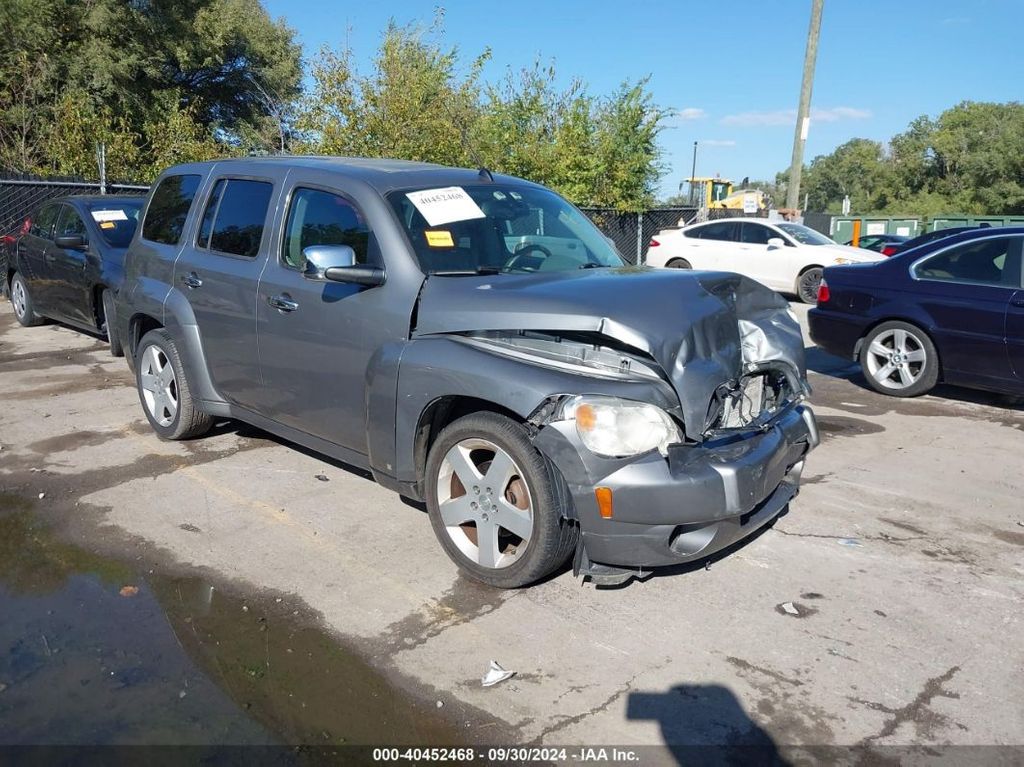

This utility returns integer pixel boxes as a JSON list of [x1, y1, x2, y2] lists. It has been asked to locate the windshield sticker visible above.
[[406, 187, 485, 227], [91, 209, 129, 222], [425, 230, 455, 248], [99, 221, 117, 229]]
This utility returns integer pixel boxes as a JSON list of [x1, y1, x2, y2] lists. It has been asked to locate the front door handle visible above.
[[267, 294, 299, 312], [1011, 297, 1024, 308], [181, 272, 202, 289]]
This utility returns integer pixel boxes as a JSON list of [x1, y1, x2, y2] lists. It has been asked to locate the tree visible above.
[[792, 101, 1024, 217], [298, 20, 666, 210], [0, 0, 302, 177], [297, 20, 484, 166]]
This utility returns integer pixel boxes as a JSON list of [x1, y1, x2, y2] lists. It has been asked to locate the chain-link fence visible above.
[[579, 206, 772, 264], [0, 174, 150, 240]]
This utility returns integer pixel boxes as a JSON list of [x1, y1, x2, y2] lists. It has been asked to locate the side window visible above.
[[197, 179, 226, 248], [56, 206, 87, 238], [281, 187, 371, 269], [914, 237, 1018, 287], [740, 223, 772, 245], [142, 174, 201, 245], [30, 204, 60, 240], [695, 222, 738, 242], [198, 178, 273, 258]]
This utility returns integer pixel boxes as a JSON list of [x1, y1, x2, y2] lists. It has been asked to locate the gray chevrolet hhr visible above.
[[116, 157, 818, 587]]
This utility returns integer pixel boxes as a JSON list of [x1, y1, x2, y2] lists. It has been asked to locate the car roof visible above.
[[891, 225, 1024, 257], [47, 195, 146, 206], [157, 156, 541, 195]]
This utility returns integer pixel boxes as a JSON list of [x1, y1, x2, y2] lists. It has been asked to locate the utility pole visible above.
[[689, 141, 698, 205], [785, 0, 824, 212]]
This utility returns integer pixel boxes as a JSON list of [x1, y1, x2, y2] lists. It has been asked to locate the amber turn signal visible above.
[[595, 487, 613, 519]]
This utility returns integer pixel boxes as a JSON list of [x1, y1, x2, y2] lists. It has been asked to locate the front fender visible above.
[[391, 336, 680, 491]]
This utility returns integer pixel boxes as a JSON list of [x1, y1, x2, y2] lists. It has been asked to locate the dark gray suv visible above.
[[116, 157, 818, 587]]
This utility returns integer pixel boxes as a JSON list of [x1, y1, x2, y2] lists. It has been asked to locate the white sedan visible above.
[[645, 217, 883, 303]]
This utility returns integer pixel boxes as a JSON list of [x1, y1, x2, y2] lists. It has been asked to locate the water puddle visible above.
[[0, 495, 466, 746]]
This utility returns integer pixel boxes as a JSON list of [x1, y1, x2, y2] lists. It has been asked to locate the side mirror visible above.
[[55, 234, 86, 250], [302, 244, 385, 288], [767, 237, 785, 250]]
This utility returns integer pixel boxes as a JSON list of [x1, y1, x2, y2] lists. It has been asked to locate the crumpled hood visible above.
[[413, 267, 806, 439]]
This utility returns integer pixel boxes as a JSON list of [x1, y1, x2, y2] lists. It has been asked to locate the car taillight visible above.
[[648, 238, 660, 247], [881, 245, 897, 256], [817, 279, 830, 304]]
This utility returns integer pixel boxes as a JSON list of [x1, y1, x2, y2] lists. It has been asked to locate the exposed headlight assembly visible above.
[[557, 395, 682, 458]]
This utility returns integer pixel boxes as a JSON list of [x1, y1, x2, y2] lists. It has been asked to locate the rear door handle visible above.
[[181, 272, 202, 289], [267, 294, 299, 312]]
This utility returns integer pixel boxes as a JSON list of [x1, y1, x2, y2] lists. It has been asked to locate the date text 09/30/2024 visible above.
[[372, 747, 640, 762]]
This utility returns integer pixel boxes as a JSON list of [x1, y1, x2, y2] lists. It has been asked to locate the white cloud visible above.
[[720, 106, 872, 127], [676, 107, 707, 121], [700, 139, 736, 147]]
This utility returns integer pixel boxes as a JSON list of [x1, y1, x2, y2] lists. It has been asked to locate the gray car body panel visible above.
[[117, 156, 817, 577]]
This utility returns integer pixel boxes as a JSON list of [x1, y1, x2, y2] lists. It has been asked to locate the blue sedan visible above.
[[808, 227, 1024, 397]]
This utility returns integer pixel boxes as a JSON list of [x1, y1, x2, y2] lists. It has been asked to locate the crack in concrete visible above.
[[855, 665, 962, 743], [535, 668, 649, 741]]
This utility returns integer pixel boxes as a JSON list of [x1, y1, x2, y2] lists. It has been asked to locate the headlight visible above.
[[557, 395, 682, 458]]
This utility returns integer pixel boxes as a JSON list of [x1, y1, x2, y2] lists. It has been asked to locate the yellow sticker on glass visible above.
[[425, 230, 454, 248], [100, 221, 116, 229]]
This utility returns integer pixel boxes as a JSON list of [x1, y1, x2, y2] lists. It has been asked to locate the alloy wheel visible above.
[[435, 438, 534, 569], [11, 279, 27, 319], [139, 344, 179, 427], [864, 328, 927, 390]]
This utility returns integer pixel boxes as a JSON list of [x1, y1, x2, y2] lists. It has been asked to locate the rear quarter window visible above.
[[142, 174, 202, 245], [196, 178, 273, 258]]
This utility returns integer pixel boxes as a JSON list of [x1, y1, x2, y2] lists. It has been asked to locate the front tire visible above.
[[796, 266, 824, 304], [135, 329, 213, 439], [859, 321, 939, 397], [10, 272, 43, 327], [425, 413, 577, 588], [666, 258, 692, 269], [101, 290, 124, 357]]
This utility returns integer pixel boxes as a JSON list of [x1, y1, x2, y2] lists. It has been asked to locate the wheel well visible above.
[[799, 264, 824, 275], [413, 396, 524, 483], [667, 257, 691, 267], [853, 318, 942, 375], [128, 313, 163, 356]]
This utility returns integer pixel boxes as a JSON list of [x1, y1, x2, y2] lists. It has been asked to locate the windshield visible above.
[[777, 222, 834, 246], [387, 184, 624, 275], [87, 200, 143, 247]]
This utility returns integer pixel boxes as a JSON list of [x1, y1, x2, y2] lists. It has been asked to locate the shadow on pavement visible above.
[[627, 683, 785, 765]]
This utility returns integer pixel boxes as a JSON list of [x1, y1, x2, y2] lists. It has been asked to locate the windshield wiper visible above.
[[430, 266, 504, 276], [579, 262, 609, 269]]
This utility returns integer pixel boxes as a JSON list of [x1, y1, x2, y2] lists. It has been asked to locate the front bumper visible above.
[[534, 405, 818, 571]]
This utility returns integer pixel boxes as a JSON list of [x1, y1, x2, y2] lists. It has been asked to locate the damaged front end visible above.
[[411, 268, 819, 584]]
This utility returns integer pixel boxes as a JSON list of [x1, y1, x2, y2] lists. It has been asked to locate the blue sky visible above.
[[263, 0, 1024, 199]]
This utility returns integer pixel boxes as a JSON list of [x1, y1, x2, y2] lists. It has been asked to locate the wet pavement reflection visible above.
[[0, 494, 464, 746]]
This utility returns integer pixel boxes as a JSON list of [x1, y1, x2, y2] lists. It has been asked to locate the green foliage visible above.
[[0, 0, 301, 177], [797, 102, 1024, 216], [298, 20, 666, 210], [2, 4, 664, 205]]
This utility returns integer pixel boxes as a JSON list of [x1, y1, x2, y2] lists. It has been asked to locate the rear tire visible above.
[[859, 321, 939, 397], [10, 272, 43, 327], [135, 328, 213, 440], [425, 412, 577, 588], [667, 258, 692, 269], [796, 267, 823, 304], [101, 290, 124, 357]]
